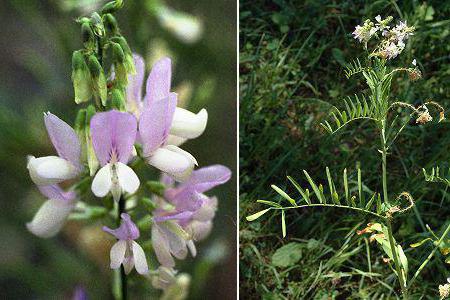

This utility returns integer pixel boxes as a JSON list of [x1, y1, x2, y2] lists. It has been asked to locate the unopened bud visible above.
[[81, 23, 95, 50], [110, 88, 126, 110], [87, 55, 107, 106], [140, 197, 157, 212], [111, 36, 135, 74], [74, 109, 87, 133], [85, 105, 99, 176], [111, 42, 128, 86], [72, 51, 92, 104], [101, 0, 123, 14], [104, 13, 119, 35], [146, 181, 166, 196], [90, 12, 104, 37], [161, 273, 191, 300]]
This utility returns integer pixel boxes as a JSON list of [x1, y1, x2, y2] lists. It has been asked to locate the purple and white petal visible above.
[[126, 54, 145, 114], [159, 223, 188, 260], [189, 220, 213, 241], [44, 112, 81, 168], [144, 57, 172, 106], [152, 223, 176, 267], [170, 108, 208, 139], [90, 110, 137, 166], [180, 164, 231, 193], [132, 241, 149, 274], [139, 93, 177, 156], [153, 211, 194, 223], [103, 213, 140, 241], [110, 240, 127, 269], [192, 196, 217, 222], [28, 155, 79, 186], [38, 184, 76, 203], [26, 198, 75, 238]]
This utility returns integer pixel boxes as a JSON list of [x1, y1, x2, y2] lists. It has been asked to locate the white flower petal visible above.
[[27, 155, 78, 185], [148, 146, 196, 181], [152, 224, 176, 268], [170, 107, 208, 139], [186, 240, 197, 257], [116, 162, 140, 195], [166, 134, 187, 147], [132, 241, 149, 274], [110, 240, 127, 269], [91, 164, 112, 198], [190, 220, 213, 241], [26, 199, 74, 238], [123, 256, 134, 275]]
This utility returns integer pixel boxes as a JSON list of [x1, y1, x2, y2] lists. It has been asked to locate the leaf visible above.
[[287, 176, 311, 204], [246, 208, 271, 221], [257, 200, 282, 208], [271, 184, 297, 206], [398, 244, 408, 281], [303, 170, 325, 203], [271, 242, 303, 267], [319, 94, 377, 134], [410, 238, 432, 248], [281, 210, 286, 238]]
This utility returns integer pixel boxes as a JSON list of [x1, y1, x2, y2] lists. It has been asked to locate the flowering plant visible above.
[[247, 15, 447, 299], [25, 1, 231, 299]]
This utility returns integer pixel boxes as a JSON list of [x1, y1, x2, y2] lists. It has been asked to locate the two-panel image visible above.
[[0, 0, 449, 299]]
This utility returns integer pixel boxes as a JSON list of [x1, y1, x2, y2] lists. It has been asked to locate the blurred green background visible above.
[[0, 0, 236, 299], [240, 0, 449, 299]]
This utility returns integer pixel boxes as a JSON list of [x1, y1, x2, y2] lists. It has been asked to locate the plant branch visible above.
[[408, 223, 450, 289]]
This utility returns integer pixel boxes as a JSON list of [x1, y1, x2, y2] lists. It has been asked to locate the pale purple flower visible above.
[[127, 54, 208, 144], [27, 113, 82, 186], [90, 110, 140, 202], [103, 213, 149, 275], [27, 184, 76, 238], [151, 165, 231, 267]]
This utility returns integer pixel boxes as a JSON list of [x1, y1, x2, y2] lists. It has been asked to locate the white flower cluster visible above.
[[352, 15, 415, 60]]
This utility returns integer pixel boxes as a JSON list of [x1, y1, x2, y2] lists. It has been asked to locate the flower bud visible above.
[[72, 50, 92, 104], [86, 105, 99, 175], [87, 55, 108, 106], [111, 42, 128, 86], [146, 180, 166, 197], [110, 87, 126, 110], [111, 36, 135, 74], [103, 13, 119, 35], [81, 22, 95, 50], [161, 273, 191, 300], [101, 0, 123, 14], [90, 12, 105, 37]]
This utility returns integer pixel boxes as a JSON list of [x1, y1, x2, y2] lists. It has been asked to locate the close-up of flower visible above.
[[0, 0, 236, 299]]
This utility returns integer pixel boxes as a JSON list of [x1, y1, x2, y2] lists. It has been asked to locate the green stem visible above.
[[380, 120, 408, 298], [408, 223, 450, 289], [113, 198, 127, 300], [118, 197, 127, 300]]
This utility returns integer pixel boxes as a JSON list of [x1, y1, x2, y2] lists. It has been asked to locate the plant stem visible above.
[[380, 120, 408, 298], [408, 223, 450, 289], [118, 197, 127, 300]]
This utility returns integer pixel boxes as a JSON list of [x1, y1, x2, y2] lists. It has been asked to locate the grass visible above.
[[239, 0, 450, 298]]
